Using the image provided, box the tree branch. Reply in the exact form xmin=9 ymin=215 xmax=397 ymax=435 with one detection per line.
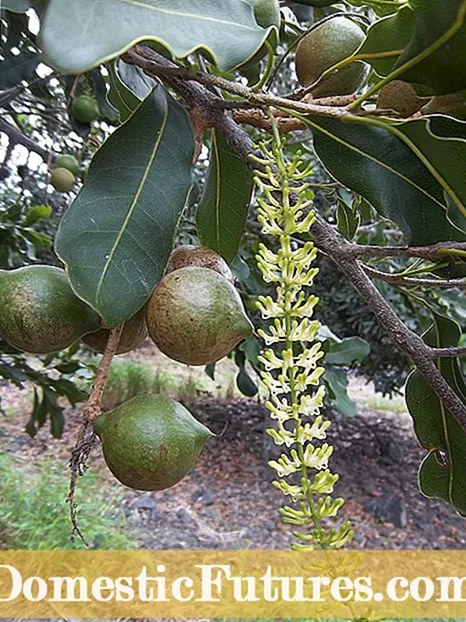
xmin=0 ymin=72 xmax=58 ymax=108
xmin=431 ymin=346 xmax=466 ymax=358
xmin=310 ymin=219 xmax=466 ymax=428
xmin=363 ymin=265 xmax=466 ymax=289
xmin=124 ymin=46 xmax=466 ymax=432
xmin=349 ymin=241 xmax=466 ymax=260
xmin=122 ymin=47 xmax=351 ymax=120
xmin=0 ymin=117 xmax=53 ymax=162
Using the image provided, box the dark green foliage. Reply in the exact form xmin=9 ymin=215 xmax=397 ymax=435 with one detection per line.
xmin=313 ymin=259 xmax=416 ymax=395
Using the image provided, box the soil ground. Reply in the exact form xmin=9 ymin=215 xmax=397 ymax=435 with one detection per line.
xmin=0 ymin=344 xmax=465 ymax=552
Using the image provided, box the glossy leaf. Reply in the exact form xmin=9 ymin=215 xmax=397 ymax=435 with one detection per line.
xmin=324 ymin=366 xmax=357 ymax=416
xmin=326 ymin=336 xmax=370 ymax=366
xmin=306 ymin=115 xmax=466 ymax=245
xmin=23 ymin=204 xmax=52 ymax=226
xmin=108 ymin=60 xmax=155 ymax=123
xmin=56 ymin=85 xmax=194 ymax=327
xmin=293 ymin=0 xmax=334 ymax=6
xmin=336 ymin=200 xmax=360 ymax=241
xmin=234 ymin=350 xmax=258 ymax=397
xmin=0 ymin=49 xmax=39 ymax=89
xmin=40 ymin=0 xmax=270 ymax=74
xmin=395 ymin=0 xmax=466 ymax=95
xmin=347 ymin=0 xmax=402 ymax=16
xmin=197 ymin=130 xmax=253 ymax=264
xmin=236 ymin=367 xmax=258 ymax=397
xmin=405 ymin=313 xmax=466 ymax=516
xmin=359 ymin=0 xmax=466 ymax=94
xmin=394 ymin=115 xmax=466 ymax=230
xmin=358 ymin=5 xmax=414 ymax=76
xmin=88 ymin=68 xmax=119 ymax=123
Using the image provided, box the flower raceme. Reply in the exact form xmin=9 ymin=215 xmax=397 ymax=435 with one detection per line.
xmin=252 ymin=125 xmax=353 ymax=550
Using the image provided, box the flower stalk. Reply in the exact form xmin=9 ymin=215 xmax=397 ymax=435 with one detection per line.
xmin=252 ymin=121 xmax=353 ymax=550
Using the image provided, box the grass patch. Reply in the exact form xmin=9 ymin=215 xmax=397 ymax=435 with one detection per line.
xmin=101 ymin=358 xmax=208 ymax=410
xmin=0 ymin=452 xmax=138 ymax=550
xmin=365 ymin=395 xmax=407 ymax=414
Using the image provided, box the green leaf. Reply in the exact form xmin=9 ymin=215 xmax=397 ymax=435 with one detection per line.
xmin=336 ymin=200 xmax=360 ymax=241
xmin=292 ymin=0 xmax=334 ymax=6
xmin=236 ymin=367 xmax=258 ymax=397
xmin=88 ymin=68 xmax=119 ymax=123
xmin=204 ymin=363 xmax=216 ymax=380
xmin=107 ymin=60 xmax=154 ymax=123
xmin=324 ymin=366 xmax=357 ymax=416
xmin=55 ymin=85 xmax=194 ymax=327
xmin=44 ymin=390 xmax=65 ymax=439
xmin=25 ymin=388 xmax=40 ymax=438
xmin=234 ymin=348 xmax=258 ymax=397
xmin=40 ymin=0 xmax=270 ymax=74
xmin=326 ymin=337 xmax=370 ymax=366
xmin=23 ymin=230 xmax=52 ymax=249
xmin=346 ymin=0 xmax=403 ymax=17
xmin=393 ymin=115 xmax=466 ymax=230
xmin=405 ymin=313 xmax=466 ymax=516
xmin=197 ymin=129 xmax=253 ymax=264
xmin=306 ymin=115 xmax=466 ymax=245
xmin=23 ymin=204 xmax=52 ymax=226
xmin=359 ymin=0 xmax=466 ymax=94
xmin=0 ymin=49 xmax=39 ymax=89
xmin=395 ymin=0 xmax=466 ymax=95
xmin=357 ymin=5 xmax=415 ymax=76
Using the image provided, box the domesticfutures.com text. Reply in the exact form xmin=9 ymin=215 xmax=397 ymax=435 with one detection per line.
xmin=2 ymin=564 xmax=466 ymax=604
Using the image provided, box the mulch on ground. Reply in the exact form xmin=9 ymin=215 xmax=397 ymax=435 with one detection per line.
xmin=1 ymin=384 xmax=465 ymax=551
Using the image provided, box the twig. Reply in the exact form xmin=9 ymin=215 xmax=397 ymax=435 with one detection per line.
xmin=122 ymin=47 xmax=350 ymax=120
xmin=0 ymin=72 xmax=58 ymax=108
xmin=349 ymin=241 xmax=466 ymax=260
xmin=364 ymin=265 xmax=466 ymax=289
xmin=0 ymin=117 xmax=53 ymax=162
xmin=432 ymin=346 xmax=466 ymax=358
xmin=67 ymin=324 xmax=123 ymax=545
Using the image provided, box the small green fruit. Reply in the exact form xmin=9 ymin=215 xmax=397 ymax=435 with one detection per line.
xmin=421 ymin=92 xmax=466 ymax=120
xmin=295 ymin=16 xmax=367 ymax=97
xmin=377 ymin=80 xmax=423 ymax=118
xmin=54 ymin=155 xmax=80 ymax=176
xmin=50 ymin=168 xmax=76 ymax=193
xmin=166 ymin=245 xmax=234 ymax=283
xmin=0 ymin=265 xmax=100 ymax=354
xmin=94 ymin=394 xmax=213 ymax=491
xmin=82 ymin=308 xmax=148 ymax=355
xmin=146 ymin=266 xmax=253 ymax=366
xmin=72 ymin=95 xmax=100 ymax=124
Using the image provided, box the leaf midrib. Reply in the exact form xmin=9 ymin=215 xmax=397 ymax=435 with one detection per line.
xmin=95 ymin=92 xmax=169 ymax=305
xmin=306 ymin=117 xmax=448 ymax=211
xmin=119 ymin=0 xmax=258 ymax=32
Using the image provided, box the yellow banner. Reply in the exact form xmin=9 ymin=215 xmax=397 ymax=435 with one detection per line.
xmin=1 ymin=550 xmax=466 ymax=619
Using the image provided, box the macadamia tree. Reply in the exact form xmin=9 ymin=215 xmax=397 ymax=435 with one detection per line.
xmin=1 ymin=0 xmax=466 ymax=546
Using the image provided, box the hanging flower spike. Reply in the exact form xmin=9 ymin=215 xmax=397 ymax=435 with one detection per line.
xmin=251 ymin=120 xmax=353 ymax=551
